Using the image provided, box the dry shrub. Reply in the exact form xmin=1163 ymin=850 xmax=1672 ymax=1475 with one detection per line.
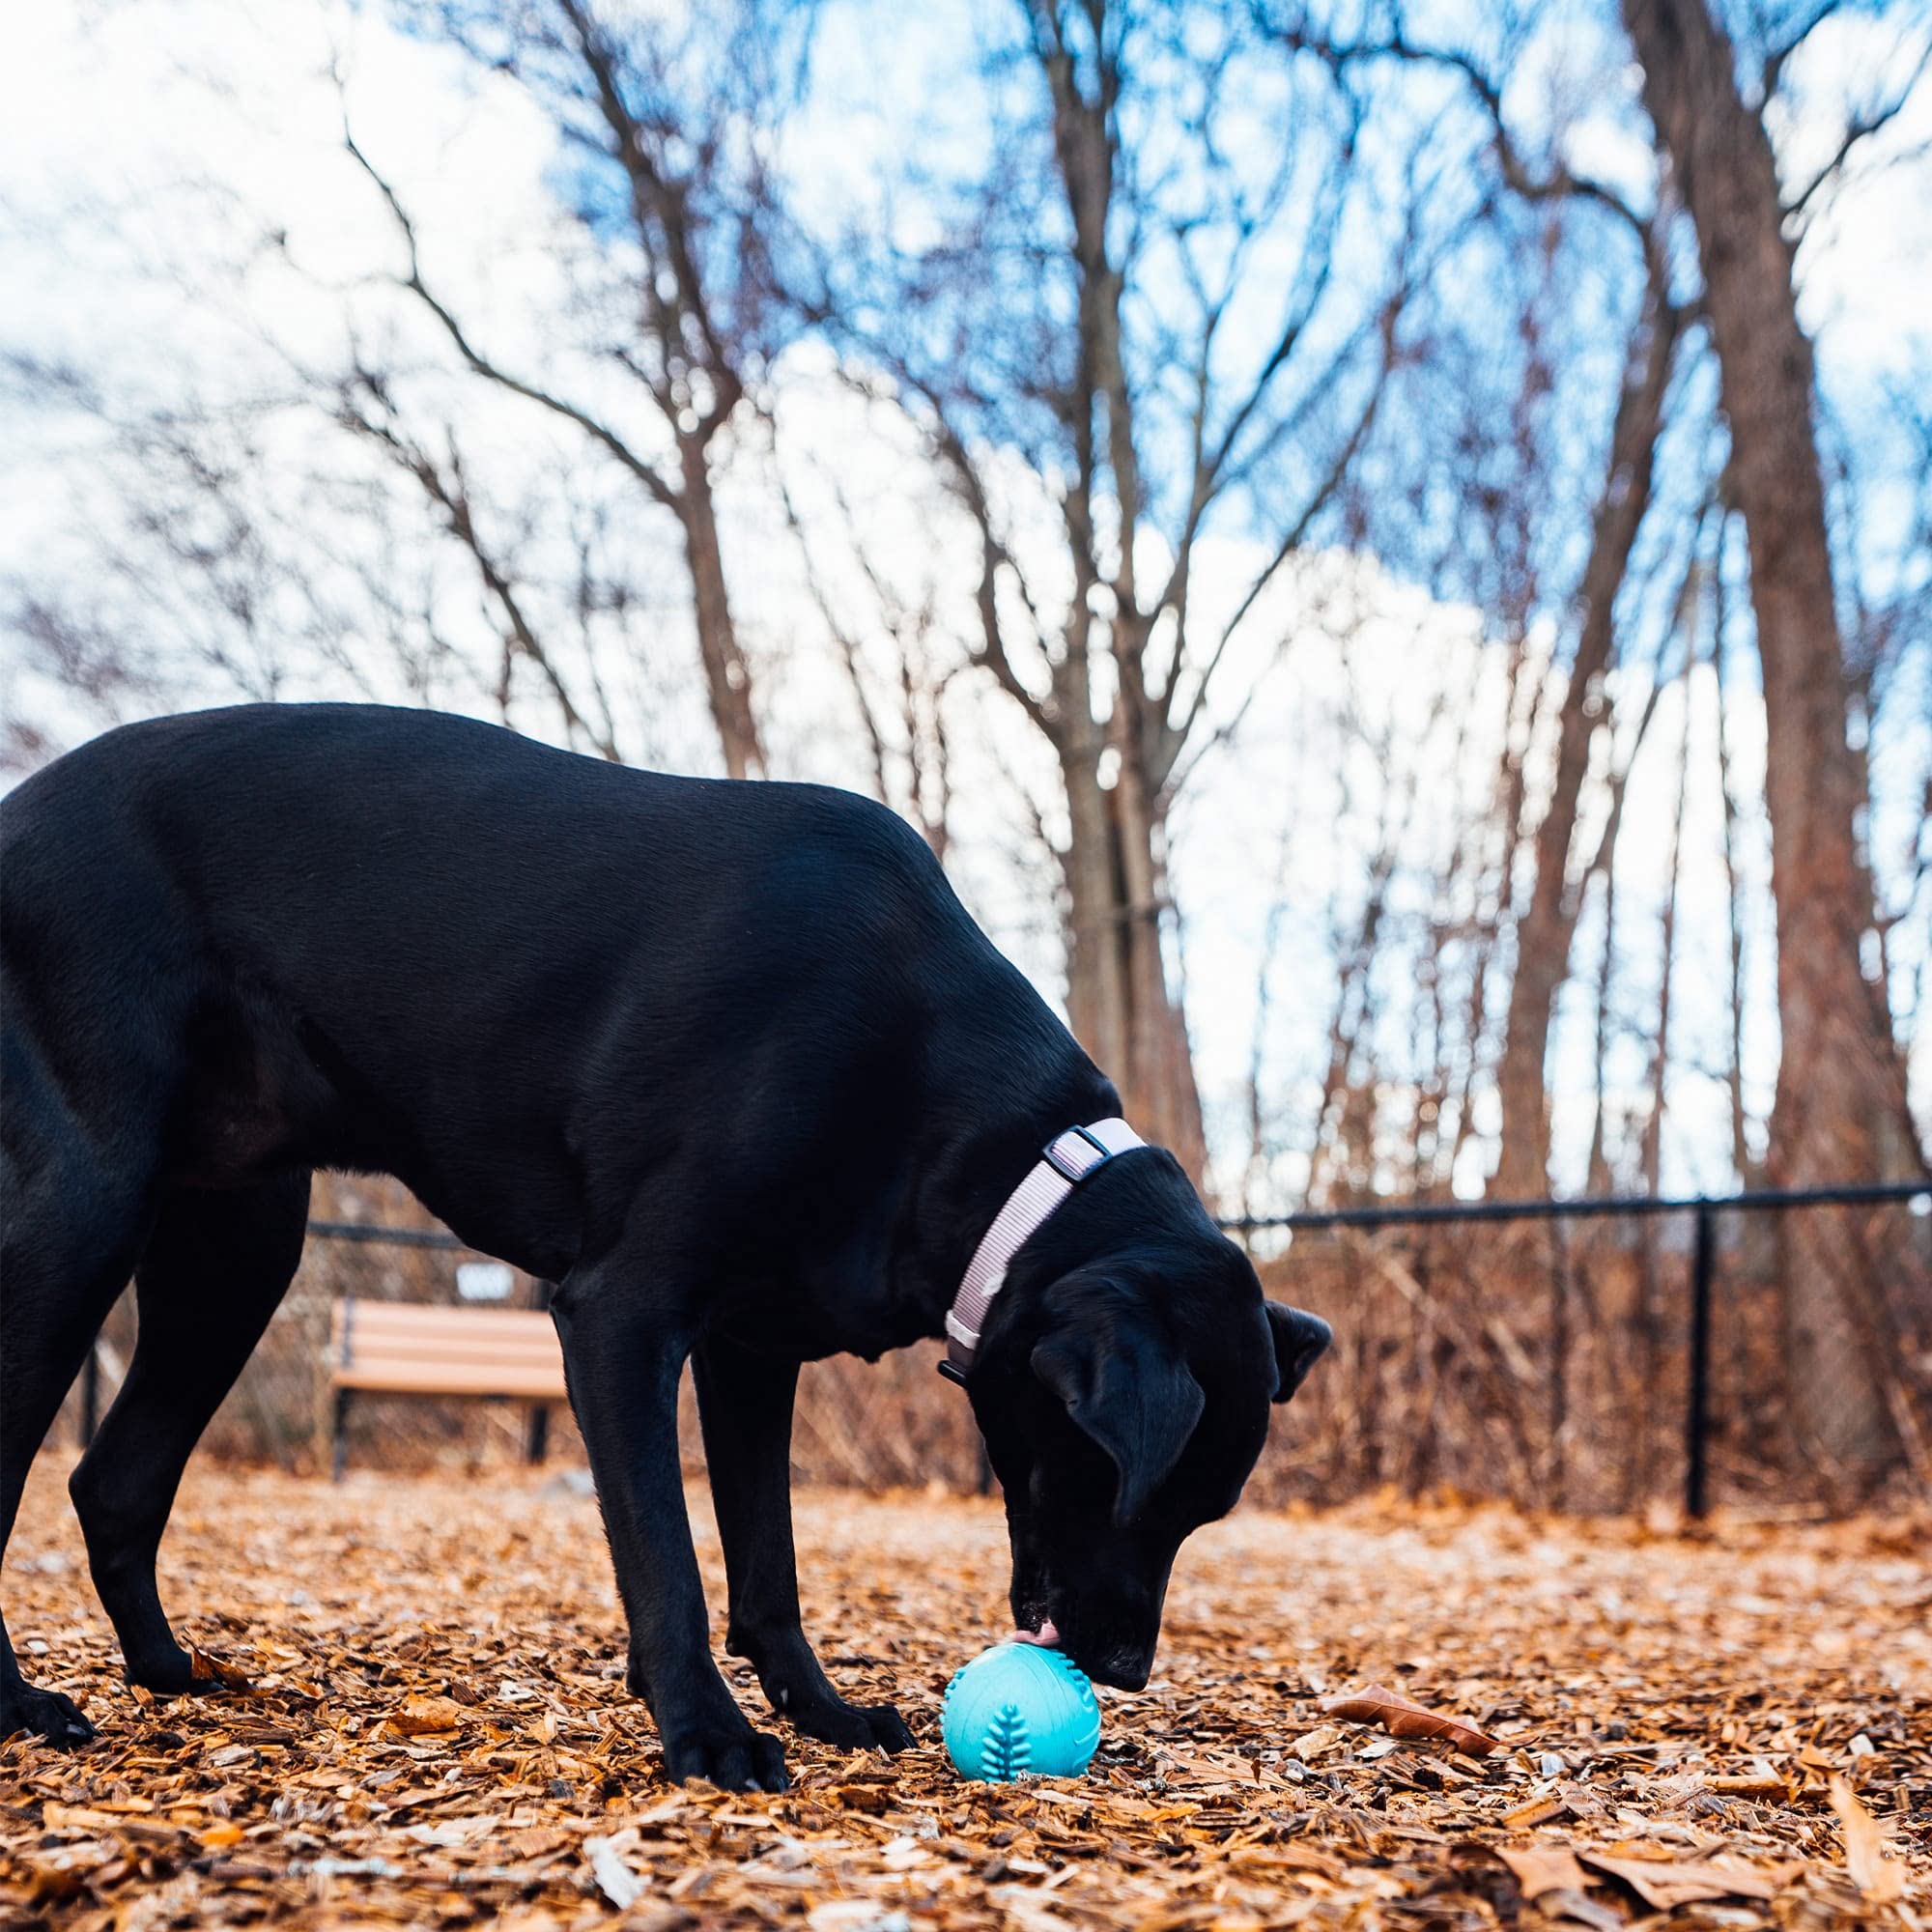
xmin=52 ymin=1192 xmax=1930 ymax=1516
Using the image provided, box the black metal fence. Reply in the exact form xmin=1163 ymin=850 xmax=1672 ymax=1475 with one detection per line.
xmin=1221 ymin=1182 xmax=1932 ymax=1515
xmin=67 ymin=1180 xmax=1931 ymax=1518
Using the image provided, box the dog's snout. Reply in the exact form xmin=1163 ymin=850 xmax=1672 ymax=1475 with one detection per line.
xmin=1083 ymin=1644 xmax=1154 ymax=1691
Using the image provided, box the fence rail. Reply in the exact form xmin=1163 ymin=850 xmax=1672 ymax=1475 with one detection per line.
xmin=1223 ymin=1179 xmax=1931 ymax=1232
xmin=306 ymin=1220 xmax=471 ymax=1250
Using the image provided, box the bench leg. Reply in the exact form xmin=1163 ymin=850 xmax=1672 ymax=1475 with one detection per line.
xmin=330 ymin=1387 xmax=353 ymax=1483
xmin=526 ymin=1404 xmax=551 ymax=1466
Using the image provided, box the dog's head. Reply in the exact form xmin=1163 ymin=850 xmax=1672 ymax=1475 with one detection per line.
xmin=969 ymin=1160 xmax=1329 ymax=1690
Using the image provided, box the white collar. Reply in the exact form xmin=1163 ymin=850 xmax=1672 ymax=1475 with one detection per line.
xmin=939 ymin=1118 xmax=1146 ymax=1382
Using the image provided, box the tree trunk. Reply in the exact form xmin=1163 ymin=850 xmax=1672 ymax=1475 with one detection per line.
xmin=678 ymin=434 xmax=764 ymax=781
xmin=1631 ymin=678 xmax=1693 ymax=1506
xmin=1063 ymin=742 xmax=1130 ymax=1077
xmin=1714 ymin=582 xmax=1756 ymax=1185
xmin=1492 ymin=287 xmax=1681 ymax=1197
xmin=1623 ymin=0 xmax=1918 ymax=1476
xmin=1582 ymin=678 xmax=1665 ymax=1192
xmin=1059 ymin=747 xmax=1208 ymax=1187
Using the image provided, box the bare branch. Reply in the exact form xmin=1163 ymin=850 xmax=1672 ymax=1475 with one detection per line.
xmin=340 ymin=121 xmax=683 ymax=517
xmin=332 ymin=374 xmax=622 ymax=760
xmin=1784 ymin=39 xmax=1932 ymax=220
xmin=1157 ymin=298 xmax=1398 ymax=779
xmin=1255 ymin=11 xmax=1651 ymax=249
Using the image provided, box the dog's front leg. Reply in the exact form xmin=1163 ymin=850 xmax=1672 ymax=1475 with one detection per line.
xmin=694 ymin=1337 xmax=916 ymax=1753
xmin=551 ymin=1282 xmax=787 ymax=1792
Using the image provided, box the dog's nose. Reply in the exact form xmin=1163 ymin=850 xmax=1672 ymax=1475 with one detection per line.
xmin=1085 ymin=1646 xmax=1154 ymax=1691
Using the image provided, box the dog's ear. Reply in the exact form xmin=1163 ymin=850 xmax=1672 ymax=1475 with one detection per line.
xmin=1264 ymin=1303 xmax=1332 ymax=1403
xmin=1032 ymin=1278 xmax=1205 ymax=1526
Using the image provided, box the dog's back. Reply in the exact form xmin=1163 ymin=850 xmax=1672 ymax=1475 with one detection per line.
xmin=2 ymin=702 xmax=1047 ymax=1273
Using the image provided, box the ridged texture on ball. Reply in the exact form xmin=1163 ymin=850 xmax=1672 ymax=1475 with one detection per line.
xmin=941 ymin=1642 xmax=1100 ymax=1781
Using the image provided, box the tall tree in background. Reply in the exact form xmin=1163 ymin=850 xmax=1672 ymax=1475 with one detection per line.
xmin=1622 ymin=0 xmax=1923 ymax=1474
xmin=8 ymin=0 xmax=1925 ymax=1243
xmin=353 ymin=0 xmax=785 ymax=778
xmin=1492 ymin=276 xmax=1684 ymax=1195
xmin=1264 ymin=11 xmax=1702 ymax=1201
xmin=801 ymin=0 xmax=1412 ymax=1179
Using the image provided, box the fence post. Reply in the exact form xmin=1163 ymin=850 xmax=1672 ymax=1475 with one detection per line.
xmin=1685 ymin=1202 xmax=1715 ymax=1520
xmin=77 ymin=1344 xmax=100 ymax=1449
xmin=331 ymin=1388 xmax=354 ymax=1484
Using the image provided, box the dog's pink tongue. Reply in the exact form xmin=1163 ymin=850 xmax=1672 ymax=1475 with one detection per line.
xmin=1010 ymin=1620 xmax=1061 ymax=1647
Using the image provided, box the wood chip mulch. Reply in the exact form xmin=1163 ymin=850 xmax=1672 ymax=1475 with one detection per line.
xmin=4 ymin=1461 xmax=1927 ymax=1928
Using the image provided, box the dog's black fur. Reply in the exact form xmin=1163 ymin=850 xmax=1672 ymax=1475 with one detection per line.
xmin=0 ymin=703 xmax=1328 ymax=1788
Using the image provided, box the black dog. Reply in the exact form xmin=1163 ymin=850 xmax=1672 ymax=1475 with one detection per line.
xmin=0 ymin=703 xmax=1328 ymax=1788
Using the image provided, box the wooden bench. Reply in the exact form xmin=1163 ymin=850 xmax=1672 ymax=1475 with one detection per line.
xmin=328 ymin=1297 xmax=567 ymax=1479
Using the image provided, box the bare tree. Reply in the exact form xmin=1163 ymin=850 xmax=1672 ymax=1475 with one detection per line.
xmin=774 ymin=448 xmax=958 ymax=858
xmin=1492 ymin=281 xmax=1686 ymax=1194
xmin=793 ymin=0 xmax=1421 ymax=1179
xmin=2 ymin=342 xmax=704 ymax=771
xmin=1258 ymin=10 xmax=1704 ymax=1199
xmin=1623 ymin=0 xmax=1925 ymax=1474
xmin=345 ymin=0 xmax=794 ymax=779
xmin=328 ymin=366 xmax=627 ymax=761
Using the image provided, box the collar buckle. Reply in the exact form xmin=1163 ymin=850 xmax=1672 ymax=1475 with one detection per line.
xmin=1042 ymin=1122 xmax=1113 ymax=1180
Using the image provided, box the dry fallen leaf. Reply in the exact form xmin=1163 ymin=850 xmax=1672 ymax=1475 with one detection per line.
xmin=1538 ymin=1888 xmax=1627 ymax=1932
xmin=187 ymin=1643 xmax=256 ymax=1690
xmin=1505 ymin=1793 xmax=1573 ymax=1829
xmin=989 ymin=1884 xmax=1080 ymax=1932
xmin=1496 ymin=1842 xmax=1593 ymax=1899
xmin=388 ymin=1691 xmax=469 ymax=1736
xmin=1578 ymin=1850 xmax=1783 ymax=1910
xmin=1830 ymin=1773 xmax=1907 ymax=1905
xmin=1706 ymin=1772 xmax=1787 ymax=1798
xmin=1321 ymin=1681 xmax=1500 ymax=1757
xmin=583 ymin=1833 xmax=644 ymax=1909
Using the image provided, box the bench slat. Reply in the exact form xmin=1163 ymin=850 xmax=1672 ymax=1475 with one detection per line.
xmin=331 ymin=1308 xmax=555 ymax=1338
xmin=336 ymin=1363 xmax=568 ymax=1399
xmin=339 ymin=1333 xmax=562 ymax=1359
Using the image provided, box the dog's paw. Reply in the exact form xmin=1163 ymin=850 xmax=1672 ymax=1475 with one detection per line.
xmin=126 ymin=1642 xmax=242 ymax=1700
xmin=661 ymin=1721 xmax=789 ymax=1793
xmin=789 ymin=1696 xmax=917 ymax=1754
xmin=1 ymin=1682 xmax=97 ymax=1747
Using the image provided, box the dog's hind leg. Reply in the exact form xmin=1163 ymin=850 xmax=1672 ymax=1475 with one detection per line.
xmin=1 ymin=1169 xmax=150 ymax=1745
xmin=69 ymin=1172 xmax=309 ymax=1697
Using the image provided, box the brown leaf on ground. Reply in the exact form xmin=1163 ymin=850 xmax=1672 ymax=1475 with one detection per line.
xmin=387 ymin=1691 xmax=469 ymax=1736
xmin=186 ymin=1642 xmax=255 ymax=1690
xmin=1706 ymin=1772 xmax=1788 ymax=1797
xmin=1831 ymin=1772 xmax=1908 ymax=1904
xmin=1578 ymin=1849 xmax=1786 ymax=1908
xmin=1496 ymin=1841 xmax=1593 ymax=1898
xmin=1539 ymin=1887 xmax=1627 ymax=1932
xmin=1321 ymin=1680 xmax=1500 ymax=1756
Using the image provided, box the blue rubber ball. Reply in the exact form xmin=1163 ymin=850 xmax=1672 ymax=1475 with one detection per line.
xmin=942 ymin=1642 xmax=1101 ymax=1781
